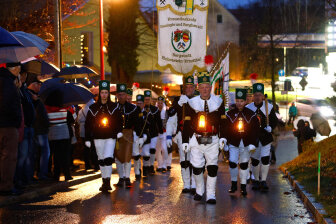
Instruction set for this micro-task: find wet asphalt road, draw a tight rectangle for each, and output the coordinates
[0,135,315,224]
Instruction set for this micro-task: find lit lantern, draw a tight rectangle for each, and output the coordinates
[197,112,207,132]
[101,117,108,127]
[237,117,244,133]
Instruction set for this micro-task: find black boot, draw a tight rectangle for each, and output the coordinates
[135,174,141,181]
[182,188,190,193]
[228,181,238,193]
[241,184,247,196]
[150,165,155,175]
[99,178,108,192]
[252,180,260,190]
[190,188,196,195]
[105,178,112,190]
[167,166,171,171]
[125,178,132,188]
[116,178,124,187]
[143,167,148,177]
[260,181,269,192]
[194,193,202,201]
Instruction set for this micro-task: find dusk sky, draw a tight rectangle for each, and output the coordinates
[218,0,256,9]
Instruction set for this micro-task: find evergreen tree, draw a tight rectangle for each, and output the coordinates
[105,0,140,83]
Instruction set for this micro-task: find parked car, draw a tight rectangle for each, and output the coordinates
[294,98,334,118]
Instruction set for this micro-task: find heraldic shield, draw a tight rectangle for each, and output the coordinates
[115,129,134,163]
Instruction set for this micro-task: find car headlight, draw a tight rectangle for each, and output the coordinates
[320,107,334,117]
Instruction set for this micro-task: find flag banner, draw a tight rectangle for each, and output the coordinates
[157,0,208,75]
[222,53,230,111]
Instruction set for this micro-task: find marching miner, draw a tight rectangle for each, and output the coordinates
[220,88,259,196]
[143,90,163,175]
[246,83,278,191]
[182,72,226,204]
[84,80,123,192]
[166,76,196,194]
[114,84,144,187]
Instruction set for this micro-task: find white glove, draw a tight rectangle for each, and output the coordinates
[138,138,144,148]
[133,132,139,142]
[143,134,147,143]
[117,132,123,139]
[167,139,172,148]
[85,141,91,148]
[248,144,256,152]
[182,143,190,152]
[178,95,189,106]
[219,138,227,150]
[264,126,272,133]
[224,145,229,152]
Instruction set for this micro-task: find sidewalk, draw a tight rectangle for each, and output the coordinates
[0,166,101,207]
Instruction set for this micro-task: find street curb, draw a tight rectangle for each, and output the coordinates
[279,167,335,224]
[0,172,101,208]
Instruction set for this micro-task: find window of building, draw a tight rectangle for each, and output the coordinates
[217,14,222,23]
[80,32,93,65]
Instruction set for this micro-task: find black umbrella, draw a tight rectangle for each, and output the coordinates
[53,65,98,79]
[40,78,94,106]
[22,60,60,75]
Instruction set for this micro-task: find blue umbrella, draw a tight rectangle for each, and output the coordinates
[0,27,23,47]
[53,65,98,79]
[40,78,94,106]
[11,31,49,54]
[22,60,60,75]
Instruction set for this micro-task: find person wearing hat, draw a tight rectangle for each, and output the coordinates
[85,80,123,192]
[143,90,163,175]
[166,75,196,194]
[219,88,259,196]
[0,62,22,195]
[155,96,170,172]
[126,88,133,103]
[246,83,278,191]
[134,94,153,178]
[114,84,146,187]
[182,72,226,204]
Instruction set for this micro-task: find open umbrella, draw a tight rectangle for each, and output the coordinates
[40,79,94,106]
[11,31,49,53]
[0,27,23,47]
[22,60,60,75]
[0,31,46,63]
[53,65,98,79]
[310,113,331,136]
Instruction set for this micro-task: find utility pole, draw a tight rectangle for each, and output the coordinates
[54,0,62,68]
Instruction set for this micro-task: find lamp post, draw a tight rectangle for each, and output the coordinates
[99,0,105,80]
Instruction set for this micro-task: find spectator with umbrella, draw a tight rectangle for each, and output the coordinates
[26,74,50,180]
[0,62,22,195]
[15,66,36,188]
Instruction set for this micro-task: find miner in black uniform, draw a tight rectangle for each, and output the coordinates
[220,88,259,196]
[85,80,123,192]
[114,84,144,187]
[144,90,163,174]
[166,75,196,193]
[182,72,226,204]
[246,83,278,191]
[136,94,152,178]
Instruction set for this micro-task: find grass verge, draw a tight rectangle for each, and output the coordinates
[280,135,336,221]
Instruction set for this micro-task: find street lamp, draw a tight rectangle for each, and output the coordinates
[99,0,105,80]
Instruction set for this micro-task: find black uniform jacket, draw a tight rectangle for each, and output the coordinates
[85,101,123,140]
[145,104,163,138]
[182,95,226,144]
[117,102,144,137]
[221,107,259,147]
[246,101,278,146]
[140,107,154,144]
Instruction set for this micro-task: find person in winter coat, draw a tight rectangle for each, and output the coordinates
[0,63,22,196]
[288,102,297,125]
[293,120,316,154]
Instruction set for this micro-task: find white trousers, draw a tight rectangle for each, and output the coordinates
[141,143,151,167]
[228,140,251,184]
[189,134,219,200]
[156,133,169,169]
[94,138,116,179]
[150,137,158,166]
[250,142,271,181]
[175,132,195,189]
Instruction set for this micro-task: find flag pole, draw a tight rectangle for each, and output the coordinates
[318,152,321,196]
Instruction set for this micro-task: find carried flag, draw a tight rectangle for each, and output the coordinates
[157,0,208,75]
